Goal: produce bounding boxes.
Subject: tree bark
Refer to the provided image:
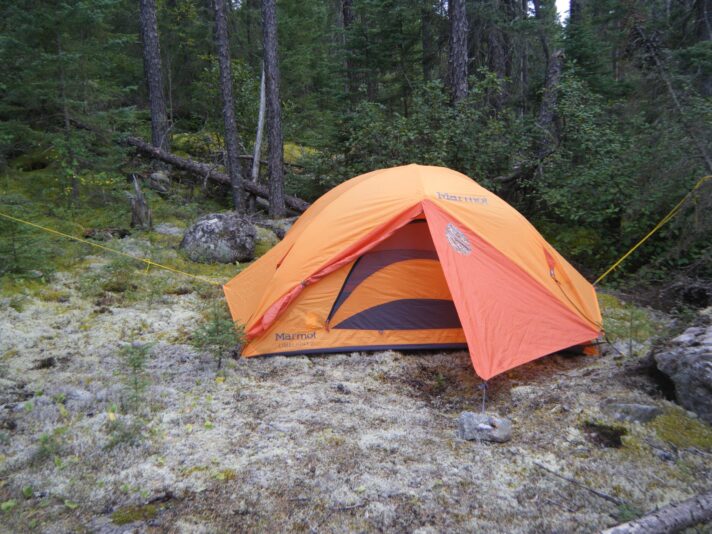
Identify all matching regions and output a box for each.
[130,175,153,230]
[342,0,357,97]
[536,48,564,156]
[124,135,309,213]
[487,25,508,109]
[262,0,286,217]
[601,490,712,534]
[421,0,435,81]
[139,0,170,151]
[213,0,246,213]
[448,0,468,103]
[569,0,584,25]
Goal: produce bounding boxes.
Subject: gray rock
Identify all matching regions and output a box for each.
[671,327,704,345]
[457,412,512,443]
[254,226,279,257]
[652,324,712,424]
[603,402,661,423]
[180,213,256,263]
[256,218,295,240]
[154,223,184,236]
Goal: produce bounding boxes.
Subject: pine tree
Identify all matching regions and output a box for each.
[262,0,286,217]
[139,0,170,151]
[213,0,246,212]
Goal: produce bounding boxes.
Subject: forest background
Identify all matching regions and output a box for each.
[1,0,711,302]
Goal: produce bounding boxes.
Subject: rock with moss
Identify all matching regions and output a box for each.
[254,226,279,257]
[180,213,256,264]
[652,323,712,424]
[256,218,295,240]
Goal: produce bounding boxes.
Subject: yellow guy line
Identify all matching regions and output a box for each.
[0,211,223,287]
[594,175,711,285]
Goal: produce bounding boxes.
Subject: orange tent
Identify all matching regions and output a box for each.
[223,164,602,380]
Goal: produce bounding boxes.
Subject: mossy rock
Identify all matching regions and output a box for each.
[111,504,157,525]
[254,226,279,258]
[652,409,712,450]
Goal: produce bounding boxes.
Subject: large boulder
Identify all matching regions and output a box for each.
[652,322,712,423]
[180,213,256,263]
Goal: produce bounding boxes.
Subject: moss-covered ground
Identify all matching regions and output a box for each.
[1,164,711,532]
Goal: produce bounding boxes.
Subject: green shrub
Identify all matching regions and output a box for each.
[118,342,151,413]
[192,304,244,370]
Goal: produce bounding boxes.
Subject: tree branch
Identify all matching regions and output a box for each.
[602,490,712,534]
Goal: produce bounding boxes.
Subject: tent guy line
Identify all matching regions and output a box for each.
[0,210,222,287]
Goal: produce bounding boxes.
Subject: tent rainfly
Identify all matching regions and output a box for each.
[224,164,602,380]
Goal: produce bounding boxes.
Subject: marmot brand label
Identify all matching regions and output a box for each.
[275,332,317,341]
[436,192,488,205]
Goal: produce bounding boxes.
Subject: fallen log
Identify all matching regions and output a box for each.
[601,490,712,534]
[124,135,310,213]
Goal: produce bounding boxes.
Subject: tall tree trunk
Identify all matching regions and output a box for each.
[697,0,712,40]
[519,0,529,116]
[248,65,266,211]
[262,0,286,217]
[696,0,712,95]
[213,0,246,212]
[536,48,565,157]
[342,0,357,98]
[139,0,170,151]
[487,25,508,109]
[421,0,435,81]
[448,0,468,103]
[569,0,584,25]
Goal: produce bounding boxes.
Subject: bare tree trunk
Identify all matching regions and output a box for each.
[448,0,468,103]
[139,0,170,151]
[248,65,266,211]
[262,0,286,217]
[342,0,357,98]
[602,490,712,534]
[536,49,564,156]
[421,0,435,81]
[697,0,712,40]
[488,25,507,109]
[130,175,153,230]
[213,0,246,213]
[569,0,584,25]
[519,0,529,116]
